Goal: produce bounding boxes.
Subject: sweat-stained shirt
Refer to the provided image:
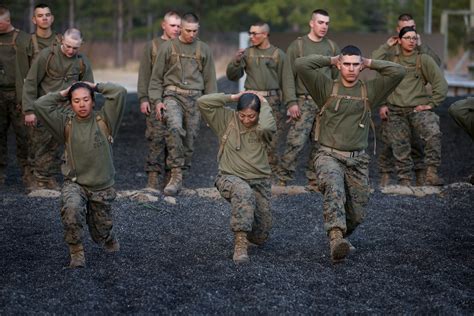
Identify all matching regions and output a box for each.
[198,93,276,180]
[295,55,405,152]
[226,45,285,91]
[22,44,94,114]
[372,45,447,109]
[148,38,217,105]
[33,82,126,190]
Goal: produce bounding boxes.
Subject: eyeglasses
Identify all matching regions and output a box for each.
[248,32,263,36]
[402,36,418,42]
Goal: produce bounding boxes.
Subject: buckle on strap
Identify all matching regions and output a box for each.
[320,145,365,158]
[297,94,313,100]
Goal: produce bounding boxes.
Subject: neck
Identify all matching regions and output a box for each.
[256,40,270,49]
[401,49,415,56]
[36,28,52,38]
[341,78,358,88]
[178,35,191,44]
[0,25,14,34]
[307,33,323,42]
[161,34,170,40]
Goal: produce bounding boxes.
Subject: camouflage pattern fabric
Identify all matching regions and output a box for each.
[265,94,283,172]
[215,174,272,243]
[277,97,319,182]
[314,150,370,236]
[384,107,441,181]
[377,119,425,174]
[60,180,117,246]
[163,90,202,171]
[27,121,60,183]
[144,107,168,173]
[0,90,28,177]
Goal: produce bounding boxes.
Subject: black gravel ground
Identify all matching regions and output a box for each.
[1,80,473,314]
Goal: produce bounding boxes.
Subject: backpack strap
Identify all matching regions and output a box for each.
[31,33,40,56]
[151,37,160,66]
[95,114,113,144]
[45,50,85,80]
[393,52,427,86]
[297,37,304,58]
[217,112,240,161]
[246,45,279,66]
[0,28,19,50]
[170,39,203,72]
[314,80,339,141]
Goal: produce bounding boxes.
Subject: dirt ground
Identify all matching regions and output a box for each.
[1,79,473,314]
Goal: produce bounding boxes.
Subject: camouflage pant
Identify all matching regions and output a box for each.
[377,119,424,173]
[60,180,117,246]
[265,94,283,173]
[144,107,168,173]
[0,89,28,177]
[215,174,272,242]
[163,90,202,171]
[314,150,369,236]
[278,97,319,182]
[27,120,61,182]
[385,108,442,181]
[448,98,474,140]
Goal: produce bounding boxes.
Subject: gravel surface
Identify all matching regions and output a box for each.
[1,80,473,314]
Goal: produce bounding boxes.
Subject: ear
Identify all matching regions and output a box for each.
[31,16,37,25]
[51,15,55,24]
[309,19,314,29]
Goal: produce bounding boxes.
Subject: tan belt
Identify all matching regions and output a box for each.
[320,145,365,158]
[165,85,201,95]
[253,89,280,97]
[297,94,313,100]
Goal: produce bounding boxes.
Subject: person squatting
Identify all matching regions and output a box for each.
[4,4,457,267]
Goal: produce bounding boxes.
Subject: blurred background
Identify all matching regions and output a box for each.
[4,0,473,95]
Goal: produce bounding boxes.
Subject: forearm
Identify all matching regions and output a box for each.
[226,61,244,82]
[99,82,127,137]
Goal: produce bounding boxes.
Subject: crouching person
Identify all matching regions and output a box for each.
[34,82,126,268]
[198,92,276,264]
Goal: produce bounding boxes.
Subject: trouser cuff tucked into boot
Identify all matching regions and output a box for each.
[328,228,350,263]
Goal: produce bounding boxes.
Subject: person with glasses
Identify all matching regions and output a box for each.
[149,13,217,196]
[276,9,339,191]
[294,45,405,263]
[375,13,442,187]
[137,11,181,191]
[226,22,285,175]
[372,26,447,187]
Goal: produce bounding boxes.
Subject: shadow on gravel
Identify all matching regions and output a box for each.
[1,79,473,313]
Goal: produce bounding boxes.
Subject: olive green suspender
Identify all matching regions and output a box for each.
[151,37,160,66]
[314,80,377,154]
[64,114,112,181]
[217,112,240,161]
[0,28,19,50]
[393,53,427,85]
[170,40,203,72]
[45,50,85,81]
[246,45,280,65]
[31,33,62,59]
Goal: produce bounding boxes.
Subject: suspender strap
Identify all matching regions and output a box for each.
[217,112,240,161]
[171,40,203,72]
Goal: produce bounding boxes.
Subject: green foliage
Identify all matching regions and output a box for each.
[3,0,470,54]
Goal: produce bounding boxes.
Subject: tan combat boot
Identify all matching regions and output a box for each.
[164,168,183,196]
[46,178,60,190]
[22,166,37,193]
[379,172,390,187]
[328,228,350,263]
[233,231,249,264]
[146,171,159,190]
[69,244,85,268]
[425,166,444,186]
[415,169,425,186]
[104,238,120,253]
